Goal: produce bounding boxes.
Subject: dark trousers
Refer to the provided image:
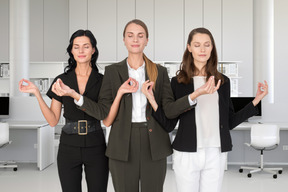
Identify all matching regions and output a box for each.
[109,123,167,192]
[57,143,109,192]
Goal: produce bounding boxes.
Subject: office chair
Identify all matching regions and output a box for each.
[0,122,18,171]
[239,124,282,179]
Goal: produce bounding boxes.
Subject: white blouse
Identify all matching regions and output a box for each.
[127,61,147,122]
[193,76,221,148]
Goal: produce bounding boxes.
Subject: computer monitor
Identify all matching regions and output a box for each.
[0,96,9,119]
[230,97,261,120]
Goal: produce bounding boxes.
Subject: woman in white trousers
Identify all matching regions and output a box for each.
[143,27,268,192]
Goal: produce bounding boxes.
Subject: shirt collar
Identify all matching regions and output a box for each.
[126,60,146,71]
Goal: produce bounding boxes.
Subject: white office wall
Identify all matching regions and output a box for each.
[0,0,9,62]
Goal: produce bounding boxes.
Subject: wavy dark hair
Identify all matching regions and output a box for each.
[65,29,99,73]
[177,27,224,85]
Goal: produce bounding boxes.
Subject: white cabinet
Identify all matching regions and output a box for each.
[203,0,222,60]
[163,62,181,79]
[136,0,155,60]
[29,0,69,62]
[0,63,10,94]
[116,0,135,61]
[0,63,9,78]
[97,62,116,75]
[3,0,253,94]
[88,0,117,61]
[0,79,9,95]
[218,61,242,97]
[154,0,184,61]
[43,0,69,61]
[163,61,242,97]
[1,0,69,62]
[222,0,253,96]
[0,62,66,95]
[30,0,44,61]
[69,0,88,36]
[29,62,67,94]
[0,0,9,62]
[185,0,203,40]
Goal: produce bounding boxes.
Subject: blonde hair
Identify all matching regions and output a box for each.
[143,54,158,90]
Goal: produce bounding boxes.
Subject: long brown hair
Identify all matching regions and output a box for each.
[177,27,223,84]
[123,19,158,90]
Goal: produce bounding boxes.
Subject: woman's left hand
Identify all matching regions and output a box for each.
[141,80,159,111]
[141,80,155,102]
[252,80,268,106]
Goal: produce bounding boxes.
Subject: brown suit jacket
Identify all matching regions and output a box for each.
[79,57,192,161]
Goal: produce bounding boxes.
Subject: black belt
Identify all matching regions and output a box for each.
[62,120,101,135]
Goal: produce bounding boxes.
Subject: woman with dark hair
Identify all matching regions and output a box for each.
[19,29,138,192]
[64,30,99,73]
[51,19,192,192]
[143,27,268,192]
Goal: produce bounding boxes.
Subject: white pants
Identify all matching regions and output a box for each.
[173,148,227,192]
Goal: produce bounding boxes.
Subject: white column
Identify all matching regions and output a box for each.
[9,0,30,97]
[253,0,274,103]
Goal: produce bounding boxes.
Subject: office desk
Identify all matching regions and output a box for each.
[1,121,55,171]
[233,122,288,130]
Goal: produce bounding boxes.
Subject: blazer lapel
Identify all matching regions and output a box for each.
[118,58,129,82]
[117,58,133,115]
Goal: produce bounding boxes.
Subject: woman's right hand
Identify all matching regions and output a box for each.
[19,79,40,96]
[189,76,221,101]
[195,76,221,96]
[103,77,139,127]
[117,77,139,96]
[52,78,75,97]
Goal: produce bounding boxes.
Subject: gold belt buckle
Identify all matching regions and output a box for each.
[78,120,88,135]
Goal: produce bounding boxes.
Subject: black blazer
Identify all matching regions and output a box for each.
[152,75,259,153]
[78,58,192,161]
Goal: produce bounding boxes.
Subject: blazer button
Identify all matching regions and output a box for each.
[82,108,86,111]
[149,129,153,132]
[220,125,223,129]
[147,116,150,121]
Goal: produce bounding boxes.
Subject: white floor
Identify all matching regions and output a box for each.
[0,163,287,192]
